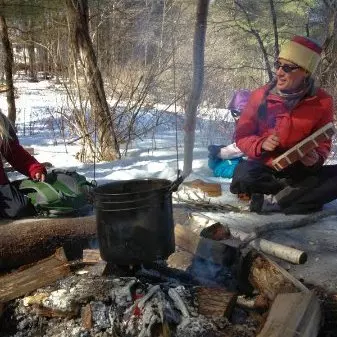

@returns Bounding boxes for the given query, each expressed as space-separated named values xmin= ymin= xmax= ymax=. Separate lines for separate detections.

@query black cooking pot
xmin=94 ymin=176 xmax=183 ymax=265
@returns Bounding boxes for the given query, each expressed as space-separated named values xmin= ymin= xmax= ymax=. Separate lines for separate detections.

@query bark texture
xmin=0 ymin=11 xmax=16 ymax=122
xmin=66 ymin=0 xmax=119 ymax=162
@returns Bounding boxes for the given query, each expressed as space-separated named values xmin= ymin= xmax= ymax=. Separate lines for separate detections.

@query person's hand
xmin=262 ymin=133 xmax=279 ymax=151
xmin=300 ymin=149 xmax=320 ymax=167
xmin=34 ymin=172 xmax=45 ymax=182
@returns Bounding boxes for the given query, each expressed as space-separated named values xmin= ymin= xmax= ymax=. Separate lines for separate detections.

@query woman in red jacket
xmin=0 ymin=111 xmax=46 ymax=218
xmin=230 ymin=35 xmax=336 ymax=214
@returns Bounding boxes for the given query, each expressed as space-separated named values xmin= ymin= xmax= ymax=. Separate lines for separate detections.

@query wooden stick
xmin=0 ymin=248 xmax=70 ymax=303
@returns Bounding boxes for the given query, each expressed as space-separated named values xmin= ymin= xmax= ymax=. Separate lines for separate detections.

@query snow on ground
xmin=1 ymin=78 xmax=337 ymax=292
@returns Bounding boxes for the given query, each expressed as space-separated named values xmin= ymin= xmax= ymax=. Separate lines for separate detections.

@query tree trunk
xmin=0 ymin=11 xmax=16 ymax=123
xmin=269 ymin=0 xmax=279 ymax=60
xmin=183 ymin=0 xmax=209 ymax=177
xmin=65 ymin=0 xmax=119 ymax=162
xmin=27 ymin=19 xmax=38 ymax=82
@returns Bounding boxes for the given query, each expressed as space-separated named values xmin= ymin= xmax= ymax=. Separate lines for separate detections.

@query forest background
xmin=0 ymin=0 xmax=336 ymax=171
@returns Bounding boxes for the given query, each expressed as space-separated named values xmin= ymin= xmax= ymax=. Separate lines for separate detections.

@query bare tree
xmin=0 ymin=0 xmax=16 ymax=122
xmin=234 ymin=0 xmax=273 ymax=81
xmin=65 ymin=0 xmax=119 ymax=162
xmin=269 ymin=0 xmax=279 ymax=59
xmin=183 ymin=0 xmax=209 ymax=177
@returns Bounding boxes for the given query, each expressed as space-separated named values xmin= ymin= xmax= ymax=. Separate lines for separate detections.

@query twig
xmin=242 ymin=207 xmax=337 ymax=247
xmin=173 ymin=194 xmax=242 ymax=213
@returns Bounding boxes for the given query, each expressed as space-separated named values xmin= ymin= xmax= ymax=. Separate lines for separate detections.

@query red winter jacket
xmin=235 ymin=85 xmax=334 ymax=167
xmin=0 ymin=124 xmax=46 ymax=185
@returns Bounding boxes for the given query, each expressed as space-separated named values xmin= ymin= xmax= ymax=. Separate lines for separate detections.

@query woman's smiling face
xmin=275 ymin=58 xmax=309 ymax=92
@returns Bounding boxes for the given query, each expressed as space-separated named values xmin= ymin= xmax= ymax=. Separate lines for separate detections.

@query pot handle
xmin=169 ymin=170 xmax=185 ymax=193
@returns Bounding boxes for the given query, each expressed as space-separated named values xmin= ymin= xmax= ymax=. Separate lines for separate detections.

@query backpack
xmin=19 ymin=169 xmax=96 ymax=217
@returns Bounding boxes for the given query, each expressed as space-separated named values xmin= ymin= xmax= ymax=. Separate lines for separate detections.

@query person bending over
xmin=0 ymin=110 xmax=46 ymax=218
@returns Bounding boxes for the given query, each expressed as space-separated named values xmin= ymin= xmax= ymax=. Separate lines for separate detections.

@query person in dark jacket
xmin=230 ymin=35 xmax=337 ymax=214
xmin=0 ymin=111 xmax=46 ymax=218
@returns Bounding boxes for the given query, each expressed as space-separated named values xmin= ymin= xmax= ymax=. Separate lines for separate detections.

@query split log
xmin=0 ymin=248 xmax=71 ymax=303
xmin=258 ymin=291 xmax=321 ymax=337
xmin=195 ymin=286 xmax=237 ymax=318
xmin=82 ymin=249 xmax=102 ymax=264
xmin=174 ymin=224 xmax=237 ymax=266
xmin=248 ymin=252 xmax=308 ymax=301
xmin=0 ymin=215 xmax=96 ymax=270
xmin=183 ymin=179 xmax=222 ymax=197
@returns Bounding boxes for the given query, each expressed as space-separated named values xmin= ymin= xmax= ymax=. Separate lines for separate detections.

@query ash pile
xmin=1 ymin=259 xmax=264 ymax=337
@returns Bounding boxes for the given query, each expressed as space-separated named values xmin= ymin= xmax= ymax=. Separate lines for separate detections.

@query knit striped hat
xmin=278 ymin=36 xmax=322 ymax=74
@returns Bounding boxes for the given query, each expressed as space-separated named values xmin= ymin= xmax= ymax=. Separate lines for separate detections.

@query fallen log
xmin=0 ymin=248 xmax=71 ymax=303
xmin=0 ymin=215 xmax=96 ymax=270
xmin=258 ymin=291 xmax=321 ymax=337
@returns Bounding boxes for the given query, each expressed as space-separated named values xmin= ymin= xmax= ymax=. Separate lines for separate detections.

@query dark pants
xmin=0 ymin=183 xmax=36 ymax=219
xmin=230 ymin=159 xmax=337 ymax=214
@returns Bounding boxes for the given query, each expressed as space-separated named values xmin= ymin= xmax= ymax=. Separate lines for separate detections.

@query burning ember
xmin=1 ymin=256 xmax=264 ymax=337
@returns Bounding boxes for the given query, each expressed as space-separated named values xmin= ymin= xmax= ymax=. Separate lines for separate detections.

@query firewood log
xmin=258 ymin=291 xmax=321 ymax=337
xmin=0 ymin=216 xmax=96 ymax=270
xmin=0 ymin=248 xmax=70 ymax=303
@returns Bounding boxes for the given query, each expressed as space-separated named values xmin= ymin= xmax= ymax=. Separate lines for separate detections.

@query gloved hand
xmin=208 ymin=145 xmax=225 ymax=160
xmin=300 ymin=149 xmax=320 ymax=167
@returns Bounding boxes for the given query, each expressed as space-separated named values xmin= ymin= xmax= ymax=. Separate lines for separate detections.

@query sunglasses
xmin=230 ymin=109 xmax=240 ymax=119
xmin=274 ymin=61 xmax=300 ymax=73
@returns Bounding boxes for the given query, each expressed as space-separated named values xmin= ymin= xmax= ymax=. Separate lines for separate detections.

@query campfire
xmin=0 ymin=214 xmax=325 ymax=337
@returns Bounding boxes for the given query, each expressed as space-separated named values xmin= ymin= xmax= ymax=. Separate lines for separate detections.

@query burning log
xmin=248 ymin=252 xmax=309 ymax=301
xmin=195 ymin=286 xmax=237 ymax=318
xmin=0 ymin=215 xmax=96 ymax=270
xmin=174 ymin=224 xmax=238 ymax=266
xmin=0 ymin=248 xmax=70 ymax=303
xmin=257 ymin=291 xmax=321 ymax=337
